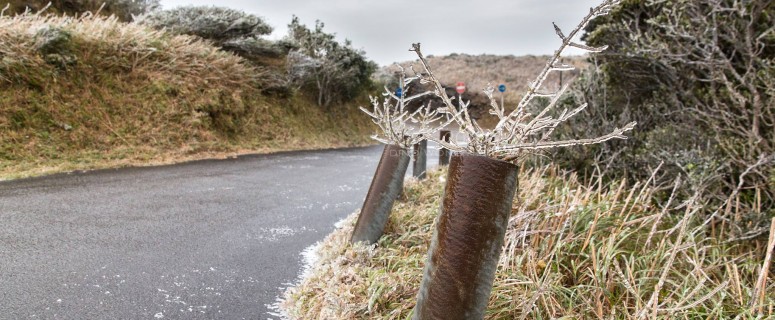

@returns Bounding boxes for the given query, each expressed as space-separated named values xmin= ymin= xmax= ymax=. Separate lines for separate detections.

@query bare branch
xmin=398 ymin=0 xmax=629 ymax=162
xmin=359 ymin=67 xmax=451 ymax=149
xmin=493 ymin=122 xmax=636 ymax=153
xmin=553 ymin=22 xmax=566 ymax=40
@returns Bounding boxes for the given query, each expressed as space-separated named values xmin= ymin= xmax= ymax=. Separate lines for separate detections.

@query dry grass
xmin=0 ymin=10 xmax=259 ymax=85
xmin=281 ymin=167 xmax=775 ymax=319
xmin=0 ymin=12 xmax=372 ymax=179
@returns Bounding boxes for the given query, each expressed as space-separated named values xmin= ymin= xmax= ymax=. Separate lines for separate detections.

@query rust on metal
xmin=351 ymin=144 xmax=410 ymax=244
xmin=413 ymin=140 xmax=427 ymax=179
xmin=439 ymin=130 xmax=451 ymax=166
xmin=413 ymin=152 xmax=519 ymax=320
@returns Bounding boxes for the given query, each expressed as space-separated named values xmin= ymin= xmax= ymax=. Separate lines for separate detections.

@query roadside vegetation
xmin=281 ymin=0 xmax=774 ymax=318
xmin=282 ymin=167 xmax=774 ymax=319
xmin=0 ymin=3 xmax=376 ymax=179
xmin=550 ymin=0 xmax=774 ymax=240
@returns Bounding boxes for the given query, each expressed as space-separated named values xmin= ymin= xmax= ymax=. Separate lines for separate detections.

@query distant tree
xmin=286 ymin=16 xmax=376 ymax=108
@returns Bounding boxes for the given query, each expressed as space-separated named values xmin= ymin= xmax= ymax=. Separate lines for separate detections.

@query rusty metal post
xmin=351 ymin=144 xmax=411 ymax=244
xmin=413 ymin=140 xmax=427 ymax=179
xmin=439 ymin=130 xmax=451 ymax=166
xmin=413 ymin=152 xmax=518 ymax=320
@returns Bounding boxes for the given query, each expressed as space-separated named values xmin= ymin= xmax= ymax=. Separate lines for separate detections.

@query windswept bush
xmin=551 ymin=0 xmax=774 ymax=239
xmin=137 ymin=5 xmax=291 ymax=94
xmin=137 ymin=6 xmax=271 ymax=40
xmin=221 ymin=37 xmax=285 ymax=59
xmin=136 ymin=6 xmax=278 ymax=58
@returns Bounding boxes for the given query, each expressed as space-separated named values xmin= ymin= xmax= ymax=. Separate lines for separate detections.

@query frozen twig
xmin=407 ymin=0 xmax=632 ymax=162
xmin=359 ymin=65 xmax=455 ymax=149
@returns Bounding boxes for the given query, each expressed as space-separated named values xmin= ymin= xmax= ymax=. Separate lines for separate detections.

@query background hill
xmin=379 ymin=53 xmax=587 ymax=103
xmin=376 ymin=53 xmax=588 ymax=126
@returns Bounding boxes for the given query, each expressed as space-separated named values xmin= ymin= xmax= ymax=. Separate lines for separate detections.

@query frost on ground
xmin=266 ymin=214 xmax=360 ymax=320
xmin=247 ymin=226 xmax=314 ymax=243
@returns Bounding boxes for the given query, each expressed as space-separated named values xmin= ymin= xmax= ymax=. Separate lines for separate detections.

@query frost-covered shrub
xmin=136 ymin=5 xmax=280 ymax=76
xmin=33 ymin=26 xmax=77 ymax=68
xmin=33 ymin=26 xmax=72 ymax=54
xmin=137 ymin=6 xmax=272 ymax=45
xmin=286 ymin=17 xmax=376 ymax=108
xmin=221 ymin=37 xmax=284 ymax=59
xmin=107 ymin=0 xmax=159 ymax=21
xmin=552 ymin=0 xmax=774 ymax=239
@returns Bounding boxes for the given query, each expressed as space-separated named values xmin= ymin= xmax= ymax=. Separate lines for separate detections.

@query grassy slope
xmin=0 ymin=13 xmax=372 ymax=179
xmin=281 ymin=167 xmax=775 ymax=319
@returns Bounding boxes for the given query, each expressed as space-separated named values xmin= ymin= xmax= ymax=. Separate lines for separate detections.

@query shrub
xmin=137 ymin=5 xmax=300 ymax=94
xmin=136 ymin=5 xmax=283 ymax=90
xmin=286 ymin=16 xmax=377 ymax=109
xmin=221 ymin=37 xmax=284 ymax=59
xmin=551 ymin=0 xmax=774 ymax=239
xmin=136 ymin=6 xmax=272 ymax=45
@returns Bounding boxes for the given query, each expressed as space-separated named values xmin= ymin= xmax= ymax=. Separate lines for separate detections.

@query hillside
xmin=375 ymin=54 xmax=588 ymax=127
xmin=0 ymin=12 xmax=372 ymax=179
xmin=380 ymin=53 xmax=588 ymax=104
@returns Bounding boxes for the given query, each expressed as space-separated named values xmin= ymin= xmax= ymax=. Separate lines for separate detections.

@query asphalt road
xmin=0 ymin=144 xmax=440 ymax=319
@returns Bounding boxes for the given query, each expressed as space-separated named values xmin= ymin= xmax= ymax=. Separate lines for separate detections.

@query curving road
xmin=0 ymin=145 xmax=439 ymax=319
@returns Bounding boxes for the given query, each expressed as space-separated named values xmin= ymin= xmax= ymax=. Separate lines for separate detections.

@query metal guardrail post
xmin=351 ymin=144 xmax=411 ymax=244
xmin=439 ymin=130 xmax=451 ymax=166
xmin=413 ymin=152 xmax=519 ymax=320
xmin=413 ymin=140 xmax=427 ymax=180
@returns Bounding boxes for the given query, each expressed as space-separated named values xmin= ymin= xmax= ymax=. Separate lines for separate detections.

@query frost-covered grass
xmin=281 ymin=167 xmax=775 ymax=319
xmin=0 ymin=12 xmax=372 ymax=179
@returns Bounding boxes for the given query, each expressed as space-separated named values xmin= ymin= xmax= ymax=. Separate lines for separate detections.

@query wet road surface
xmin=0 ymin=144 xmax=440 ymax=319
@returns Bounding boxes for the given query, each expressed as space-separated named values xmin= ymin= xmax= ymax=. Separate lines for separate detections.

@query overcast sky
xmin=159 ymin=0 xmax=604 ymax=66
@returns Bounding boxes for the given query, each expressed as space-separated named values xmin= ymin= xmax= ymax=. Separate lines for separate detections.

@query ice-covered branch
xmin=493 ymin=122 xmax=636 ymax=156
xmin=502 ymin=0 xmax=620 ymax=136
xmin=409 ymin=43 xmax=479 ymax=138
xmin=359 ymin=65 xmax=454 ymax=149
xmin=406 ymin=0 xmax=632 ymax=162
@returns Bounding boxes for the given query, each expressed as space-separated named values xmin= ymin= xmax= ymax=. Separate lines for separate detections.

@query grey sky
xmin=158 ymin=0 xmax=604 ymax=66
